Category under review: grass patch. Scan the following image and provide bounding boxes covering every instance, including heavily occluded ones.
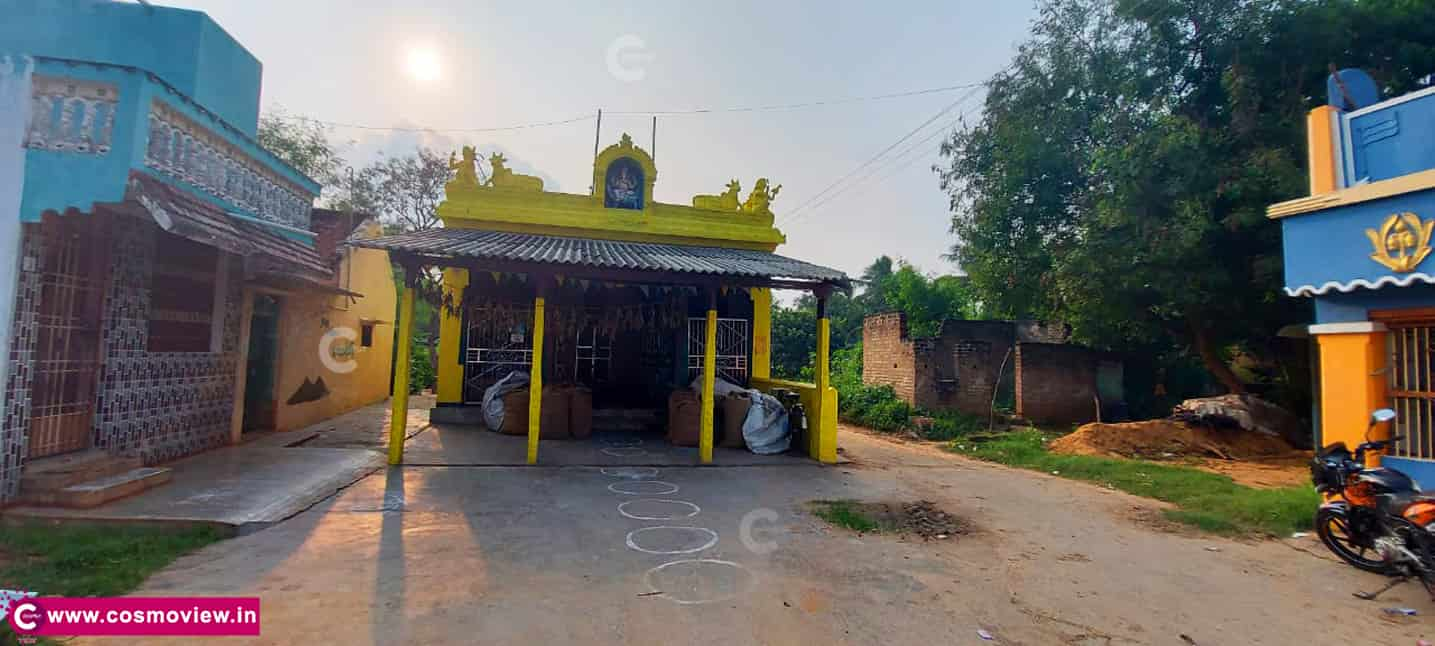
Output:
[0,522,224,597]
[811,500,883,533]
[0,523,222,645]
[950,430,1319,537]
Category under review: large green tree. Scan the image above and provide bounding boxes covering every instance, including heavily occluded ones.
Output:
[940,0,1435,395]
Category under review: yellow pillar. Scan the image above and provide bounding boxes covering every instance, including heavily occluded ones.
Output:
[526,294,545,465]
[1307,106,1340,195]
[388,280,416,465]
[1313,322,1390,464]
[814,309,837,463]
[436,268,469,404]
[700,306,718,464]
[749,287,772,380]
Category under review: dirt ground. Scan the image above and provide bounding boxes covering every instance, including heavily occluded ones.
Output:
[78,418,1434,645]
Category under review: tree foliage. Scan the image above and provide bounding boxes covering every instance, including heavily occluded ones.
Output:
[940,0,1435,397]
[770,256,981,379]
[256,109,344,187]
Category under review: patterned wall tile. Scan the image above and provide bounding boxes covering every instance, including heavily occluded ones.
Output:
[0,225,44,503]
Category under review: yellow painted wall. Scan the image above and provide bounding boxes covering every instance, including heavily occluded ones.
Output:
[436,268,469,403]
[751,376,838,463]
[750,287,772,380]
[273,220,398,432]
[1315,328,1391,462]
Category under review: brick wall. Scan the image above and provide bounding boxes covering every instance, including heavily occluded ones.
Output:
[923,320,1015,415]
[1015,342,1104,424]
[861,312,917,403]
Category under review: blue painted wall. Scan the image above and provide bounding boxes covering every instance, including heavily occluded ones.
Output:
[1382,457,1435,491]
[1314,284,1435,324]
[1346,89,1435,186]
[0,0,261,136]
[1282,187,1435,301]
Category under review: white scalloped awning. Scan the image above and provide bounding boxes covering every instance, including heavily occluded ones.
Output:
[1285,272,1435,297]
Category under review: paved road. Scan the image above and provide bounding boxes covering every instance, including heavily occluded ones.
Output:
[90,426,1432,645]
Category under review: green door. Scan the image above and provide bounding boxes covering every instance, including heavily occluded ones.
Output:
[243,295,281,432]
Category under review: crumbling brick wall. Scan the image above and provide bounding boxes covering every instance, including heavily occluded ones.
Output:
[1015,343,1104,424]
[862,312,917,403]
[923,320,1015,415]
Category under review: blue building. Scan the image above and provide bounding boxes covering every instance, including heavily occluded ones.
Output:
[0,1,392,506]
[1271,70,1435,484]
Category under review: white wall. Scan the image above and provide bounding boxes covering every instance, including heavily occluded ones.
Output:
[0,55,33,427]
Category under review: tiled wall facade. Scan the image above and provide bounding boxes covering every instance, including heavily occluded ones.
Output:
[0,226,44,502]
[0,214,241,503]
[94,214,241,463]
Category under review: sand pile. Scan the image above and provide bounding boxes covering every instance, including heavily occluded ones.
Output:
[1050,419,1297,461]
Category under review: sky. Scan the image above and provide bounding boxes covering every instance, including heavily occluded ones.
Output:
[176,0,1039,281]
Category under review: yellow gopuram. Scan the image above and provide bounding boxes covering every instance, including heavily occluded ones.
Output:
[357,134,850,465]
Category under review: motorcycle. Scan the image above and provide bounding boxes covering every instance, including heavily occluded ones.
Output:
[1311,408,1435,598]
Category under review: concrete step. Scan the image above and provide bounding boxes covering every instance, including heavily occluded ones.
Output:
[19,449,143,492]
[18,467,172,509]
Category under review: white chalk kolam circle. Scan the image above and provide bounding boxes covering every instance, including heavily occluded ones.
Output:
[618,499,700,521]
[600,466,659,479]
[602,446,647,458]
[625,526,719,555]
[607,480,679,496]
[642,559,752,605]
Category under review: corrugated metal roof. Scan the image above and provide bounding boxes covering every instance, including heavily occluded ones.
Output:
[351,228,850,288]
[122,172,333,280]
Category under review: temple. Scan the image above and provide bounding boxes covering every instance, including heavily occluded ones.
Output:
[356,136,851,464]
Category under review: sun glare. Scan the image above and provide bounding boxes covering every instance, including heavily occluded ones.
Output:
[406,46,442,82]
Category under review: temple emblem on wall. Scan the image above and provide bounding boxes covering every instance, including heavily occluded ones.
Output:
[604,157,644,209]
[1367,211,1434,273]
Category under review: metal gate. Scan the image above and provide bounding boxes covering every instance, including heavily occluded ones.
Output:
[574,323,612,385]
[687,317,749,385]
[1389,323,1435,459]
[463,306,533,403]
[28,217,107,458]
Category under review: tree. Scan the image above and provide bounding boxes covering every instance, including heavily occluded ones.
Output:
[256,108,344,187]
[939,0,1435,397]
[356,148,452,233]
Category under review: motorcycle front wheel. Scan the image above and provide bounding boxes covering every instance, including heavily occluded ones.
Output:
[1316,506,1390,574]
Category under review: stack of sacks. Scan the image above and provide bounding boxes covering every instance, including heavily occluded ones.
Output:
[569,385,593,439]
[667,389,702,446]
[499,389,529,435]
[539,384,571,439]
[720,392,753,449]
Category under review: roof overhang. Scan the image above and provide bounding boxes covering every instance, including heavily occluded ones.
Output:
[350,228,851,293]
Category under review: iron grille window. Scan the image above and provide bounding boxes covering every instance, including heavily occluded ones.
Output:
[687,317,750,385]
[1389,324,1435,459]
[463,306,534,403]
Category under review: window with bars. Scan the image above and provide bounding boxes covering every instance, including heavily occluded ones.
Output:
[687,317,750,385]
[1389,323,1435,459]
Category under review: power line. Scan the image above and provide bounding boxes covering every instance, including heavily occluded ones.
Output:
[777,77,995,225]
[271,80,989,133]
[786,111,970,225]
[605,81,989,116]
[289,112,597,134]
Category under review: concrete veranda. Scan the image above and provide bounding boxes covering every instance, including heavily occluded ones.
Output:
[70,422,1435,645]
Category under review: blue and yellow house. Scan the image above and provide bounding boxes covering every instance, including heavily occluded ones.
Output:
[0,1,396,507]
[358,138,851,465]
[1273,70,1435,483]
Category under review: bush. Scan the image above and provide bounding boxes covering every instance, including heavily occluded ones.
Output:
[919,410,987,440]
